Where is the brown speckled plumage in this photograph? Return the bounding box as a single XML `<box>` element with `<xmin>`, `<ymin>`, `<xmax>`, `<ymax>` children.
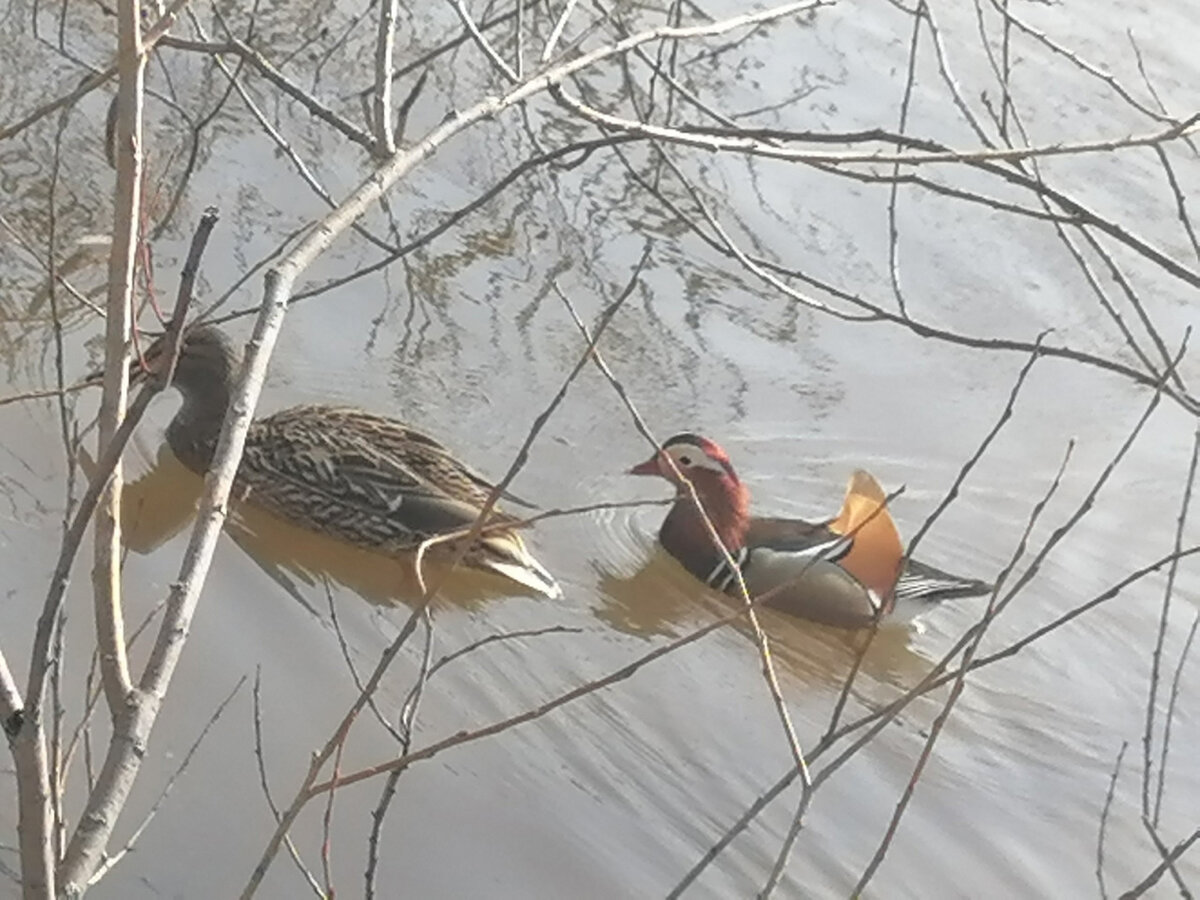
<box><xmin>143</xmin><ymin>325</ymin><xmax>560</xmax><ymax>598</ymax></box>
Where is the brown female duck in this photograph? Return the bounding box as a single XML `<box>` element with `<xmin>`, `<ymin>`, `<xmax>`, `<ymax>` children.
<box><xmin>133</xmin><ymin>324</ymin><xmax>560</xmax><ymax>598</ymax></box>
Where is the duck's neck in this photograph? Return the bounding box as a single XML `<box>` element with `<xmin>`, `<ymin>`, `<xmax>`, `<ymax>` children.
<box><xmin>165</xmin><ymin>355</ymin><xmax>236</xmax><ymax>474</ymax></box>
<box><xmin>659</xmin><ymin>475</ymin><xmax>750</xmax><ymax>578</ymax></box>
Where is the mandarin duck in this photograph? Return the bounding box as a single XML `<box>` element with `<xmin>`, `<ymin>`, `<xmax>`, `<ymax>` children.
<box><xmin>120</xmin><ymin>324</ymin><xmax>560</xmax><ymax>599</ymax></box>
<box><xmin>630</xmin><ymin>433</ymin><xmax>990</xmax><ymax>628</ymax></box>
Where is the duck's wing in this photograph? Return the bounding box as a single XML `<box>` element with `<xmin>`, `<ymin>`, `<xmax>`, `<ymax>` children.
<box><xmin>310</xmin><ymin>408</ymin><xmax>538</xmax><ymax>508</ymax></box>
<box><xmin>240</xmin><ymin>407</ymin><xmax>518</xmax><ymax>547</ymax></box>
<box><xmin>746</xmin><ymin>555</ymin><xmax>882</xmax><ymax>628</ymax></box>
<box><xmin>698</xmin><ymin>537</ymin><xmax>877</xmax><ymax>627</ymax></box>
<box><xmin>730</xmin><ymin>474</ymin><xmax>984</xmax><ymax>626</ymax></box>
<box><xmin>745</xmin><ymin>515</ymin><xmax>836</xmax><ymax>548</ymax></box>
<box><xmin>747</xmin><ymin>470</ymin><xmax>903</xmax><ymax>585</ymax></box>
<box><xmin>701</xmin><ymin>522</ymin><xmax>872</xmax><ymax>626</ymax></box>
<box><xmin>697</xmin><ymin>472</ymin><xmax>901</xmax><ymax>627</ymax></box>
<box><xmin>741</xmin><ymin>470</ymin><xmax>902</xmax><ymax>591</ymax></box>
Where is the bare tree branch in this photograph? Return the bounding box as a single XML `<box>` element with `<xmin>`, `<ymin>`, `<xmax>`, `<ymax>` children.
<box><xmin>1097</xmin><ymin>742</ymin><xmax>1128</xmax><ymax>900</ymax></box>
<box><xmin>372</xmin><ymin>0</ymin><xmax>399</xmax><ymax>154</ymax></box>
<box><xmin>1143</xmin><ymin>423</ymin><xmax>1200</xmax><ymax>823</ymax></box>
<box><xmin>0</xmin><ymin>0</ymin><xmax>192</xmax><ymax>142</ymax></box>
<box><xmin>54</xmin><ymin>211</ymin><xmax>216</xmax><ymax>891</ymax></box>
<box><xmin>1117</xmin><ymin>827</ymin><xmax>1200</xmax><ymax>899</ymax></box>
<box><xmin>92</xmin><ymin>0</ymin><xmax>148</xmax><ymax>720</ymax></box>
<box><xmin>84</xmin><ymin>677</ymin><xmax>246</xmax><ymax>888</ymax></box>
<box><xmin>449</xmin><ymin>0</ymin><xmax>519</xmax><ymax>83</ymax></box>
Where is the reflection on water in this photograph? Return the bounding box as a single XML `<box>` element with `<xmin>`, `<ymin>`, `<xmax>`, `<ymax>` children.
<box><xmin>2</xmin><ymin>0</ymin><xmax>1199</xmax><ymax>895</ymax></box>
<box><xmin>119</xmin><ymin>441</ymin><xmax>942</xmax><ymax>702</ymax></box>
<box><xmin>596</xmin><ymin>537</ymin><xmax>937</xmax><ymax>691</ymax></box>
<box><xmin>120</xmin><ymin>446</ymin><xmax>531</xmax><ymax>612</ymax></box>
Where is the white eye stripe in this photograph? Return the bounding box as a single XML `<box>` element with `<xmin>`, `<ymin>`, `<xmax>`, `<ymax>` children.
<box><xmin>665</xmin><ymin>443</ymin><xmax>725</xmax><ymax>473</ymax></box>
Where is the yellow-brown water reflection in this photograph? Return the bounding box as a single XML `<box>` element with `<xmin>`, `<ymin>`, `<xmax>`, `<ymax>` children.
<box><xmin>597</xmin><ymin>549</ymin><xmax>934</xmax><ymax>691</ymax></box>
<box><xmin>5</xmin><ymin>0</ymin><xmax>1200</xmax><ymax>894</ymax></box>
<box><xmin>120</xmin><ymin>445</ymin><xmax>524</xmax><ymax>611</ymax></box>
<box><xmin>118</xmin><ymin>439</ymin><xmax>936</xmax><ymax>699</ymax></box>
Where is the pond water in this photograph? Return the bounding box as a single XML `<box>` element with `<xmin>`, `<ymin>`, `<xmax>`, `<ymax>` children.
<box><xmin>1</xmin><ymin>0</ymin><xmax>1198</xmax><ymax>897</ymax></box>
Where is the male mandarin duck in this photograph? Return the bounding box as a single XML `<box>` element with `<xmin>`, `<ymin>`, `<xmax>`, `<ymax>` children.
<box><xmin>629</xmin><ymin>433</ymin><xmax>991</xmax><ymax>628</ymax></box>
<box><xmin>117</xmin><ymin>324</ymin><xmax>561</xmax><ymax>599</ymax></box>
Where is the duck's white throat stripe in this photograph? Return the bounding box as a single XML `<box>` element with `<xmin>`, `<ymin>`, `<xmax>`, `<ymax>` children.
<box><xmin>706</xmin><ymin>546</ymin><xmax>751</xmax><ymax>593</ymax></box>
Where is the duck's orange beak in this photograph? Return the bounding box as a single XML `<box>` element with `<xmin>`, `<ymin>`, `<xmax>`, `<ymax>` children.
<box><xmin>628</xmin><ymin>454</ymin><xmax>661</xmax><ymax>476</ymax></box>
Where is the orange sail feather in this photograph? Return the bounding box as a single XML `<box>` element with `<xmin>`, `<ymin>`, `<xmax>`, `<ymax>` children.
<box><xmin>828</xmin><ymin>470</ymin><xmax>903</xmax><ymax>599</ymax></box>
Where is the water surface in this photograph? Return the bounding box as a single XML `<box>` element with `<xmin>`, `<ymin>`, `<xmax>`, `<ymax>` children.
<box><xmin>1</xmin><ymin>0</ymin><xmax>1198</xmax><ymax>897</ymax></box>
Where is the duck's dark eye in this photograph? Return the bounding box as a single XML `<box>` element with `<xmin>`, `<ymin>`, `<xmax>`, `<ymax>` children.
<box><xmin>678</xmin><ymin>455</ymin><xmax>692</xmax><ymax>466</ymax></box>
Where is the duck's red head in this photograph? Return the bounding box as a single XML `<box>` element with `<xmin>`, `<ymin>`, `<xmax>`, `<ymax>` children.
<box><xmin>628</xmin><ymin>433</ymin><xmax>735</xmax><ymax>482</ymax></box>
<box><xmin>629</xmin><ymin>433</ymin><xmax>750</xmax><ymax>551</ymax></box>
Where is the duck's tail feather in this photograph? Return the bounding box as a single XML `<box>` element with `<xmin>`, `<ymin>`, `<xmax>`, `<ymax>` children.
<box><xmin>478</xmin><ymin>532</ymin><xmax>562</xmax><ymax>599</ymax></box>
<box><xmin>895</xmin><ymin>558</ymin><xmax>992</xmax><ymax>604</ymax></box>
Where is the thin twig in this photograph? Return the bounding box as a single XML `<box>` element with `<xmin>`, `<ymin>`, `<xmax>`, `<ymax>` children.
<box><xmin>324</xmin><ymin>580</ymin><xmax>403</xmax><ymax>742</ymax></box>
<box><xmin>434</xmin><ymin>625</ymin><xmax>581</xmax><ymax>677</ymax></box>
<box><xmin>44</xmin><ymin>103</ymin><xmax>76</xmax><ymax>868</ymax></box>
<box><xmin>61</xmin><ymin>600</ymin><xmax>168</xmax><ymax>783</ymax></box>
<box><xmin>827</xmin><ymin>333</ymin><xmax>1045</xmax><ymax>749</ymax></box>
<box><xmin>848</xmin><ymin>436</ymin><xmax>1070</xmax><ymax>893</ymax></box>
<box><xmin>0</xmin><ymin>382</ymin><xmax>93</xmax><ymax>409</ymax></box>
<box><xmin>844</xmin><ymin>337</ymin><xmax>1186</xmax><ymax>794</ymax></box>
<box><xmin>668</xmin><ymin>536</ymin><xmax>1200</xmax><ymax>897</ymax></box>
<box><xmin>189</xmin><ymin>12</ymin><xmax>402</xmax><ymax>258</ymax></box>
<box><xmin>1144</xmin><ymin>423</ymin><xmax>1200</xmax><ymax>824</ymax></box>
<box><xmin>449</xmin><ymin>0</ymin><xmax>519</xmax><ymax>82</ymax></box>
<box><xmin>0</xmin><ymin>0</ymin><xmax>191</xmax><ymax>142</ymax></box>
<box><xmin>85</xmin><ymin>677</ymin><xmax>247</xmax><ymax>887</ymax></box>
<box><xmin>1097</xmin><ymin>742</ymin><xmax>1128</xmax><ymax>900</ymax></box>
<box><xmin>158</xmin><ymin>35</ymin><xmax>377</xmax><ymax>152</ymax></box>
<box><xmin>272</xmin><ymin>135</ymin><xmax>641</xmax><ymax>313</ymax></box>
<box><xmin>251</xmin><ymin>670</ymin><xmax>324</xmax><ymax>898</ymax></box>
<box><xmin>362</xmin><ymin>622</ymin><xmax>576</xmax><ymax>897</ymax></box>
<box><xmin>907</xmin><ymin>332</ymin><xmax>1047</xmax><ymax>557</ymax></box>
<box><xmin>555</xmin><ymin>82</ymin><xmax>1200</xmax><ymax>166</ymax></box>
<box><xmin>620</xmin><ymin>129</ymin><xmax>1200</xmax><ymax>414</ymax></box>
<box><xmin>319</xmin><ymin>728</ymin><xmax>345</xmax><ymax>899</ymax></box>
<box><xmin>653</xmin><ymin>122</ymin><xmax>1200</xmax><ymax>297</ymax></box>
<box><xmin>1159</xmin><ymin>605</ymin><xmax>1200</xmax><ymax>827</ymax></box>
<box><xmin>242</xmin><ymin>241</ymin><xmax>655</xmax><ymax>897</ymax></box>
<box><xmin>556</xmin><ymin>278</ymin><xmax>814</xmax><ymax>784</ymax></box>
<box><xmin>677</xmin><ymin>337</ymin><xmax>1185</xmax><ymax>894</ymax></box>
<box><xmin>989</xmin><ymin>0</ymin><xmax>1175</xmax><ymax>123</ymax></box>
<box><xmin>884</xmin><ymin>0</ymin><xmax>925</xmax><ymax>320</ymax></box>
<box><xmin>1138</xmin><ymin>818</ymin><xmax>1192</xmax><ymax>898</ymax></box>
<box><xmin>0</xmin><ymin>214</ymin><xmax>105</xmax><ymax>317</ymax></box>
<box><xmin>1117</xmin><ymin>827</ymin><xmax>1200</xmax><ymax>899</ymax></box>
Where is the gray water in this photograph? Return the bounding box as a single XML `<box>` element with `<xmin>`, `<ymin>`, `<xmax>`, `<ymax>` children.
<box><xmin>1</xmin><ymin>0</ymin><xmax>1198</xmax><ymax>896</ymax></box>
